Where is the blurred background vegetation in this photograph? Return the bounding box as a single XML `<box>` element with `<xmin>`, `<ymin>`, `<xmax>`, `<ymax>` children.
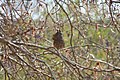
<box><xmin>0</xmin><ymin>0</ymin><xmax>120</xmax><ymax>80</ymax></box>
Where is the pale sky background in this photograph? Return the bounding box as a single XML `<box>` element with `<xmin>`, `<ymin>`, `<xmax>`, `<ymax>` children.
<box><xmin>0</xmin><ymin>0</ymin><xmax>119</xmax><ymax>20</ymax></box>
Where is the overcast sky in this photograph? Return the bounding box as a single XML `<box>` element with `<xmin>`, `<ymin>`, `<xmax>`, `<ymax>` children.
<box><xmin>0</xmin><ymin>0</ymin><xmax>119</xmax><ymax>20</ymax></box>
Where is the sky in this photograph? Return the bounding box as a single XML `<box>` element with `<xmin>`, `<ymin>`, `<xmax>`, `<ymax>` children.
<box><xmin>0</xmin><ymin>0</ymin><xmax>119</xmax><ymax>20</ymax></box>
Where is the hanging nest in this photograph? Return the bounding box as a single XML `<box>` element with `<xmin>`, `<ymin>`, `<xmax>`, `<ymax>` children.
<box><xmin>52</xmin><ymin>30</ymin><xmax>65</xmax><ymax>49</ymax></box>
